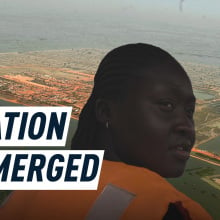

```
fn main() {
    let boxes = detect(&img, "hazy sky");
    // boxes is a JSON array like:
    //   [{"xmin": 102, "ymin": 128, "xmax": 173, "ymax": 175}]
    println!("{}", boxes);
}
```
[
  {"xmin": 1, "ymin": 0, "xmax": 219, "ymax": 18},
  {"xmin": 0, "ymin": 0, "xmax": 219, "ymax": 29}
]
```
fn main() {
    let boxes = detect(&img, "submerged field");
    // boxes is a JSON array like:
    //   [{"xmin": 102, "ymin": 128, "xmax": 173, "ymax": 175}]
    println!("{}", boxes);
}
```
[{"xmin": 168, "ymin": 157, "xmax": 220, "ymax": 219}]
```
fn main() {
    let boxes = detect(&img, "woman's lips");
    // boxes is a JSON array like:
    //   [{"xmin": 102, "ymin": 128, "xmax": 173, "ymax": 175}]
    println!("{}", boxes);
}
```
[{"xmin": 171, "ymin": 146, "xmax": 191, "ymax": 160}]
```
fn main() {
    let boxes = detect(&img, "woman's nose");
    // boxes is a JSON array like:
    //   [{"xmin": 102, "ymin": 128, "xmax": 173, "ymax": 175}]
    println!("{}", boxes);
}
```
[{"xmin": 174, "ymin": 114, "xmax": 195, "ymax": 139}]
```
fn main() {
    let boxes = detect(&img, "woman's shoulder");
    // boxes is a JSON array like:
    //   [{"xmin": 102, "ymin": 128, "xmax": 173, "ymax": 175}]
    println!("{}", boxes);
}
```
[{"xmin": 99, "ymin": 160, "xmax": 212, "ymax": 220}]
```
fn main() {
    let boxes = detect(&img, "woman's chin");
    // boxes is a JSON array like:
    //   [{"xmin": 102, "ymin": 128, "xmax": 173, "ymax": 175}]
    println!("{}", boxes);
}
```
[{"xmin": 160, "ymin": 167, "xmax": 186, "ymax": 178}]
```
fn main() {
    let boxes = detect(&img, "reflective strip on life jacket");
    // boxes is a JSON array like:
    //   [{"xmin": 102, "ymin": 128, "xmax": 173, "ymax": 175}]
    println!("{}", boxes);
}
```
[{"xmin": 86, "ymin": 184, "xmax": 136, "ymax": 220}]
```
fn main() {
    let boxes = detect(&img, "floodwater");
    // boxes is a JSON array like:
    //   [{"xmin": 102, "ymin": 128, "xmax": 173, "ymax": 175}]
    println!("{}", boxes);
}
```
[
  {"xmin": 194, "ymin": 90, "xmax": 215, "ymax": 101},
  {"xmin": 199, "ymin": 136, "xmax": 220, "ymax": 154}
]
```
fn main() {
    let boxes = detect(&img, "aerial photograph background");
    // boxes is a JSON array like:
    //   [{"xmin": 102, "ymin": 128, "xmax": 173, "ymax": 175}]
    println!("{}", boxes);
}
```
[{"xmin": 0, "ymin": 0, "xmax": 219, "ymax": 218}]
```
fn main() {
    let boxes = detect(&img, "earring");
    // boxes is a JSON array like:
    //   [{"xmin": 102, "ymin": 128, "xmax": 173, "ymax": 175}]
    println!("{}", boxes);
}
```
[{"xmin": 106, "ymin": 121, "xmax": 109, "ymax": 129}]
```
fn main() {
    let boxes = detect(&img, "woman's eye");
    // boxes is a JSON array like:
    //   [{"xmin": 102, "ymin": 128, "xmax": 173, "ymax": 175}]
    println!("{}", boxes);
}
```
[{"xmin": 159, "ymin": 102, "xmax": 175, "ymax": 112}]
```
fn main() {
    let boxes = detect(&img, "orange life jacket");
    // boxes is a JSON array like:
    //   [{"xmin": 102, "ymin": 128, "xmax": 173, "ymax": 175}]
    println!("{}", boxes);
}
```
[{"xmin": 0, "ymin": 160, "xmax": 212, "ymax": 220}]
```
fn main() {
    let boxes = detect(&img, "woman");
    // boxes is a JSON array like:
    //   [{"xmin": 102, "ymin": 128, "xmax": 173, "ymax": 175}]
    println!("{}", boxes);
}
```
[
  {"xmin": 72, "ymin": 43, "xmax": 196, "ymax": 178},
  {"xmin": 0, "ymin": 43, "xmax": 212, "ymax": 219}
]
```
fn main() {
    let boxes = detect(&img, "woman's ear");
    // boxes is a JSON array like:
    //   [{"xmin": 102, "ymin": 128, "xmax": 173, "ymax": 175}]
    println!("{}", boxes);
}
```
[{"xmin": 95, "ymin": 98, "xmax": 111, "ymax": 125}]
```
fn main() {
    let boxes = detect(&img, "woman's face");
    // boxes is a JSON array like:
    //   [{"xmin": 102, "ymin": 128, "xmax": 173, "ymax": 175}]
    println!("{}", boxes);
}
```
[{"xmin": 110, "ymin": 64, "xmax": 196, "ymax": 178}]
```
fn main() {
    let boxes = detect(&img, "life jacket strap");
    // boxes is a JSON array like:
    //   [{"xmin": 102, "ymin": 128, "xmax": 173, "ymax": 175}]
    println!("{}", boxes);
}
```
[{"xmin": 86, "ymin": 183, "xmax": 136, "ymax": 220}]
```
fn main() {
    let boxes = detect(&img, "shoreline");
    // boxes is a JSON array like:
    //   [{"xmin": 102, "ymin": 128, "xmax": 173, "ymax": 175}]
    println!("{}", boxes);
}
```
[
  {"xmin": 0, "ymin": 48, "xmax": 107, "ymax": 55},
  {"xmin": 0, "ymin": 48, "xmax": 220, "ymax": 68}
]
